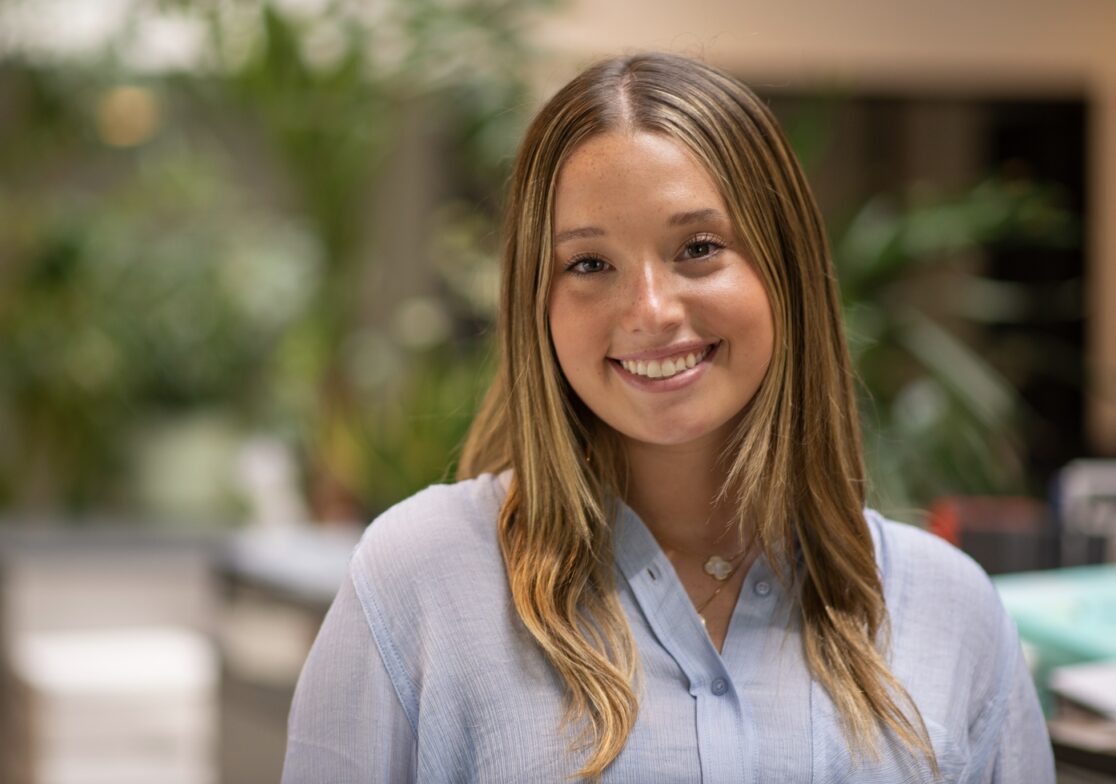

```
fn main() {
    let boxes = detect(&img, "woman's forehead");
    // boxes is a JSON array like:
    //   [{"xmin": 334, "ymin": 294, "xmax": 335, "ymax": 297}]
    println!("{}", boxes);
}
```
[{"xmin": 552, "ymin": 131, "xmax": 728, "ymax": 232}]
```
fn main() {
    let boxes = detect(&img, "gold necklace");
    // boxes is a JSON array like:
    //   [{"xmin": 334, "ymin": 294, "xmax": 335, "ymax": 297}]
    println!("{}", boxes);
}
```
[
  {"xmin": 658, "ymin": 528, "xmax": 750, "ymax": 627},
  {"xmin": 663, "ymin": 537, "xmax": 748, "ymax": 578},
  {"xmin": 694, "ymin": 557, "xmax": 747, "ymax": 627}
]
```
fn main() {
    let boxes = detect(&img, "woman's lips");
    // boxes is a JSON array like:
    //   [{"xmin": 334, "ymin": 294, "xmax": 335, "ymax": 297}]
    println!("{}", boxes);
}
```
[
  {"xmin": 609, "ymin": 341, "xmax": 720, "ymax": 391},
  {"xmin": 615, "ymin": 343, "xmax": 715, "ymax": 380}
]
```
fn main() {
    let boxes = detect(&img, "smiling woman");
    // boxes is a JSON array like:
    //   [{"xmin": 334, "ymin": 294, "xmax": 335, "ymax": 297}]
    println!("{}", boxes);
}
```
[
  {"xmin": 548, "ymin": 131, "xmax": 774, "ymax": 463},
  {"xmin": 282, "ymin": 53, "xmax": 1054, "ymax": 783}
]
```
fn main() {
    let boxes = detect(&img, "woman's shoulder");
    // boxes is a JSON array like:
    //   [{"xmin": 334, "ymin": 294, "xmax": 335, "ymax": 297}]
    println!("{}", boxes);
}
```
[
  {"xmin": 862, "ymin": 507, "xmax": 1015, "ymax": 661},
  {"xmin": 345, "ymin": 473, "xmax": 512, "ymax": 651},
  {"xmin": 864, "ymin": 508, "xmax": 994, "ymax": 597},
  {"xmin": 336, "ymin": 473, "xmax": 518, "ymax": 729},
  {"xmin": 861, "ymin": 513, "xmax": 1047, "ymax": 772},
  {"xmin": 863, "ymin": 508, "xmax": 1011, "ymax": 640},
  {"xmin": 362, "ymin": 471, "xmax": 507, "ymax": 537},
  {"xmin": 353, "ymin": 472, "xmax": 510, "ymax": 573},
  {"xmin": 347, "ymin": 472, "xmax": 510, "ymax": 606}
]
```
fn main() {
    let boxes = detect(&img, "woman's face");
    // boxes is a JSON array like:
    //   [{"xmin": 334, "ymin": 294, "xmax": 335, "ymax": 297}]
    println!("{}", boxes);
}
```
[{"xmin": 547, "ymin": 131, "xmax": 775, "ymax": 453}]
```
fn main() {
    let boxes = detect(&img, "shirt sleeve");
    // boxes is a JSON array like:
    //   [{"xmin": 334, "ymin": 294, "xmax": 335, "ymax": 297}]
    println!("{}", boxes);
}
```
[
  {"xmin": 281, "ymin": 572, "xmax": 416, "ymax": 783},
  {"xmin": 983, "ymin": 639, "xmax": 1055, "ymax": 784}
]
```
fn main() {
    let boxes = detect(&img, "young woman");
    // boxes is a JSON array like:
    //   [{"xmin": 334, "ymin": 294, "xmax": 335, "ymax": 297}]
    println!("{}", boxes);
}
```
[{"xmin": 282, "ymin": 53, "xmax": 1053, "ymax": 783}]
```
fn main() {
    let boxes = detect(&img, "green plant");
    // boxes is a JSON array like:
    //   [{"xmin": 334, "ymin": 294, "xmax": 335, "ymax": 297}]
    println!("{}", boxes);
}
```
[
  {"xmin": 835, "ymin": 179, "xmax": 1079, "ymax": 515},
  {"xmin": 0, "ymin": 0, "xmax": 543, "ymax": 521}
]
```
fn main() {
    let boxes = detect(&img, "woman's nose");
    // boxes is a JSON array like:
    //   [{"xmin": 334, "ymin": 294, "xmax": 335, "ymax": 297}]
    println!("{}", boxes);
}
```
[{"xmin": 621, "ymin": 263, "xmax": 684, "ymax": 335}]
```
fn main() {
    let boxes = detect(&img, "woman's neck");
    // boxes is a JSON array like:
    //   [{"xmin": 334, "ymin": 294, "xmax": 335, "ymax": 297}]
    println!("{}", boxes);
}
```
[{"xmin": 622, "ymin": 432, "xmax": 746, "ymax": 555}]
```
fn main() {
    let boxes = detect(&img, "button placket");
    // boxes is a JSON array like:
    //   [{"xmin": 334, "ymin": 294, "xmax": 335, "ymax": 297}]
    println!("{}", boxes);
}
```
[{"xmin": 614, "ymin": 503, "xmax": 751, "ymax": 783}]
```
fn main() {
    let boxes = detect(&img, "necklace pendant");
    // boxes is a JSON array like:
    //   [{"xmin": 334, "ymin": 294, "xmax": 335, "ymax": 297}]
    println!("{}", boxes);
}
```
[
  {"xmin": 704, "ymin": 555, "xmax": 734, "ymax": 581},
  {"xmin": 698, "ymin": 613, "xmax": 707, "ymax": 628}
]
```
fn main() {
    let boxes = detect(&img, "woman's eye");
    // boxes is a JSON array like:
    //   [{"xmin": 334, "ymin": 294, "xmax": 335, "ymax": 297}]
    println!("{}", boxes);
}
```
[
  {"xmin": 566, "ymin": 256, "xmax": 608, "ymax": 275},
  {"xmin": 682, "ymin": 239, "xmax": 723, "ymax": 260}
]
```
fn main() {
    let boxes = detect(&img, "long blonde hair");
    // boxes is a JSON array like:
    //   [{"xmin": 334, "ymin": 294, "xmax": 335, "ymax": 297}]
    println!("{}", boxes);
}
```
[{"xmin": 458, "ymin": 52, "xmax": 935, "ymax": 778}]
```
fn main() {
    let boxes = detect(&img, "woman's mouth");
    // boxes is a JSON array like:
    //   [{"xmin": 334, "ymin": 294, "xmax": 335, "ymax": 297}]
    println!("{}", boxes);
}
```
[{"xmin": 611, "ymin": 342, "xmax": 719, "ymax": 380}]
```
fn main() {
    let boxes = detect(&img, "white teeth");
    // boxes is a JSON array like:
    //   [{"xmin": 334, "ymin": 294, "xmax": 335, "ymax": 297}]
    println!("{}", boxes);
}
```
[{"xmin": 619, "ymin": 346, "xmax": 711, "ymax": 379}]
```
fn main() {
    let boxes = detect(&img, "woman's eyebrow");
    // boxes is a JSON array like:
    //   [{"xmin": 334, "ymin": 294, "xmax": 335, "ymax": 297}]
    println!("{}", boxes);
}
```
[
  {"xmin": 554, "ymin": 226, "xmax": 606, "ymax": 244},
  {"xmin": 668, "ymin": 208, "xmax": 726, "ymax": 226},
  {"xmin": 553, "ymin": 209, "xmax": 726, "ymax": 245}
]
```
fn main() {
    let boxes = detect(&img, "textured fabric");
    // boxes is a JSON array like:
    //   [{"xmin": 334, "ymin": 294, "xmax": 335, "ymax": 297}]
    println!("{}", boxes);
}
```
[{"xmin": 282, "ymin": 473, "xmax": 1054, "ymax": 783}]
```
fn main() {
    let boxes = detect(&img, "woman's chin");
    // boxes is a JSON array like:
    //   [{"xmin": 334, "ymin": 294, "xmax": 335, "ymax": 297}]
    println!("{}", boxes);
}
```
[{"xmin": 615, "ymin": 419, "xmax": 737, "ymax": 453}]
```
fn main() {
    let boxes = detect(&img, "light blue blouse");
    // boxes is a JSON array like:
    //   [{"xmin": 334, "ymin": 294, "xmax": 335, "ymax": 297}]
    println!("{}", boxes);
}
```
[{"xmin": 282, "ymin": 473, "xmax": 1054, "ymax": 783}]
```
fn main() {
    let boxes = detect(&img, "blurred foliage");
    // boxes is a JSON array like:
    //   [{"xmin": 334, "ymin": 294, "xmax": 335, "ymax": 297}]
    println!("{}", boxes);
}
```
[
  {"xmin": 834, "ymin": 178, "xmax": 1080, "ymax": 515},
  {"xmin": 0, "ymin": 0, "xmax": 540, "ymax": 521},
  {"xmin": 0, "ymin": 140, "xmax": 320, "ymax": 512},
  {"xmin": 0, "ymin": 0, "xmax": 1082, "ymax": 523}
]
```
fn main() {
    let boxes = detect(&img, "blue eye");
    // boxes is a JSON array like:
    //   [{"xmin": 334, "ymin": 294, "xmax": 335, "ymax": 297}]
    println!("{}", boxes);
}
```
[
  {"xmin": 682, "ymin": 238, "xmax": 723, "ymax": 260},
  {"xmin": 566, "ymin": 256, "xmax": 608, "ymax": 275}
]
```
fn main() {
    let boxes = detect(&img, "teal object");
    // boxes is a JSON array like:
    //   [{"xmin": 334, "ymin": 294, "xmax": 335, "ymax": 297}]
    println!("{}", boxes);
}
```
[{"xmin": 994, "ymin": 564, "xmax": 1116, "ymax": 713}]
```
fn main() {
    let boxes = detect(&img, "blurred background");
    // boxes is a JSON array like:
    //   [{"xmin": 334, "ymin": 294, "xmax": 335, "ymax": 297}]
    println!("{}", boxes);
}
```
[{"xmin": 0, "ymin": 0, "xmax": 1114, "ymax": 782}]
